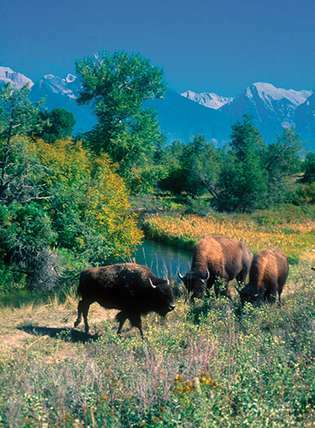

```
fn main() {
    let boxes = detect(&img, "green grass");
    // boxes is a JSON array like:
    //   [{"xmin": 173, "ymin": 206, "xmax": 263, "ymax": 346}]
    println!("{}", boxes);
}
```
[{"xmin": 0, "ymin": 264, "xmax": 314, "ymax": 427}]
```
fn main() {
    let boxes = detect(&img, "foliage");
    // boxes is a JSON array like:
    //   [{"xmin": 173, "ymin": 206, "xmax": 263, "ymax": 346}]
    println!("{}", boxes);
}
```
[
  {"xmin": 33, "ymin": 139, "xmax": 143, "ymax": 263},
  {"xmin": 76, "ymin": 51, "xmax": 166, "ymax": 192},
  {"xmin": 0, "ymin": 84, "xmax": 42, "ymax": 143},
  {"xmin": 38, "ymin": 108, "xmax": 75, "ymax": 143},
  {"xmin": 302, "ymin": 152, "xmax": 315, "ymax": 183},
  {"xmin": 160, "ymin": 136, "xmax": 221, "ymax": 196},
  {"xmin": 160, "ymin": 119, "xmax": 304, "ymax": 213},
  {"xmin": 216, "ymin": 116, "xmax": 268, "ymax": 212},
  {"xmin": 264, "ymin": 128, "xmax": 301, "ymax": 204},
  {"xmin": 0, "ymin": 264, "xmax": 313, "ymax": 426},
  {"xmin": 0, "ymin": 137, "xmax": 142, "ymax": 290}
]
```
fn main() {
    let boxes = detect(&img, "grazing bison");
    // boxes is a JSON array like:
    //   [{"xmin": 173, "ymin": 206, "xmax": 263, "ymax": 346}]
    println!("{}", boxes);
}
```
[
  {"xmin": 239, "ymin": 249, "xmax": 289, "ymax": 306},
  {"xmin": 74, "ymin": 263, "xmax": 175, "ymax": 338},
  {"xmin": 178, "ymin": 236, "xmax": 252, "ymax": 300}
]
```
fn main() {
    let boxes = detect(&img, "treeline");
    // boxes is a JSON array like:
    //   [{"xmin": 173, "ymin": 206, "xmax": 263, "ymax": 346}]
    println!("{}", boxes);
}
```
[
  {"xmin": 0, "ymin": 51, "xmax": 314, "ymax": 291},
  {"xmin": 160, "ymin": 120, "xmax": 314, "ymax": 211}
]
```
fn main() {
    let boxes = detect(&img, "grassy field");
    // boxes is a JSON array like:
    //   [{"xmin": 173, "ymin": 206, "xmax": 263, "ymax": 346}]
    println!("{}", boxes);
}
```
[
  {"xmin": 0, "ymin": 262, "xmax": 314, "ymax": 427},
  {"xmin": 143, "ymin": 205, "xmax": 315, "ymax": 264},
  {"xmin": 0, "ymin": 205, "xmax": 314, "ymax": 427}
]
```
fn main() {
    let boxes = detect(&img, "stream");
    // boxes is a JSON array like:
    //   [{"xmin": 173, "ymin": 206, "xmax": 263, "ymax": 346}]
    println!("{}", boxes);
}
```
[{"xmin": 134, "ymin": 240, "xmax": 192, "ymax": 280}]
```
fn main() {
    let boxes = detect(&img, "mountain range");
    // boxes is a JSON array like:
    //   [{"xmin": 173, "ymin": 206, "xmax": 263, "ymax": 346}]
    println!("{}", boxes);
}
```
[{"xmin": 0, "ymin": 66, "xmax": 314, "ymax": 150}]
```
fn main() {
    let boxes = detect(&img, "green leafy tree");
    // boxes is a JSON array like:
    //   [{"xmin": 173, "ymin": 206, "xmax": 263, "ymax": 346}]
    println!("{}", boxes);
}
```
[
  {"xmin": 0, "ymin": 137, "xmax": 142, "ymax": 290},
  {"xmin": 76, "ymin": 51, "xmax": 165, "ymax": 192},
  {"xmin": 0, "ymin": 136, "xmax": 56, "ymax": 290},
  {"xmin": 264, "ymin": 128, "xmax": 301, "ymax": 203},
  {"xmin": 160, "ymin": 137, "xmax": 221, "ymax": 197},
  {"xmin": 159, "ymin": 140, "xmax": 186, "ymax": 194},
  {"xmin": 216, "ymin": 116, "xmax": 268, "ymax": 212},
  {"xmin": 182, "ymin": 136, "xmax": 221, "ymax": 197},
  {"xmin": 302, "ymin": 152, "xmax": 315, "ymax": 183},
  {"xmin": 38, "ymin": 108, "xmax": 75, "ymax": 143},
  {"xmin": 0, "ymin": 84, "xmax": 42, "ymax": 143}
]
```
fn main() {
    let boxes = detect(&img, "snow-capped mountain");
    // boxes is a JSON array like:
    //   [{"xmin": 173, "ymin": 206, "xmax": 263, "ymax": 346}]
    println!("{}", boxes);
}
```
[
  {"xmin": 0, "ymin": 66, "xmax": 33, "ymax": 89},
  {"xmin": 30, "ymin": 72, "xmax": 95, "ymax": 133},
  {"xmin": 181, "ymin": 90, "xmax": 233, "ymax": 110},
  {"xmin": 35, "ymin": 73, "xmax": 80, "ymax": 99},
  {"xmin": 219, "ymin": 82, "xmax": 313, "ymax": 142},
  {"xmin": 0, "ymin": 66, "xmax": 314, "ymax": 149},
  {"xmin": 295, "ymin": 92, "xmax": 315, "ymax": 150}
]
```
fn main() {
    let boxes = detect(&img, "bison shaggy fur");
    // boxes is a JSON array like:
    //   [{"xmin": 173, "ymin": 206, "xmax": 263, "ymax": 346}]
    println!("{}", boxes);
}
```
[
  {"xmin": 179, "ymin": 236, "xmax": 252, "ymax": 300},
  {"xmin": 74, "ymin": 263, "xmax": 175, "ymax": 338},
  {"xmin": 240, "ymin": 249, "xmax": 289, "ymax": 305}
]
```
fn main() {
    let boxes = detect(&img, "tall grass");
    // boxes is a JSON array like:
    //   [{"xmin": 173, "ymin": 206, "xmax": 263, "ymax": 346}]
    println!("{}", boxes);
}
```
[{"xmin": 0, "ymin": 264, "xmax": 314, "ymax": 427}]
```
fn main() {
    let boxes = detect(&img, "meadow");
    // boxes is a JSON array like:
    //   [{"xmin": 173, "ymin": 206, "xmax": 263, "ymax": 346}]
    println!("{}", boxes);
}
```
[
  {"xmin": 143, "ymin": 205, "xmax": 315, "ymax": 264},
  {"xmin": 0, "ymin": 207, "xmax": 314, "ymax": 427}
]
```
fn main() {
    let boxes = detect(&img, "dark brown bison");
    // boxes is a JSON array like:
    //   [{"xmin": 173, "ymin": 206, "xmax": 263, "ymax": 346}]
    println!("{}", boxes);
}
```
[
  {"xmin": 239, "ymin": 249, "xmax": 289, "ymax": 305},
  {"xmin": 74, "ymin": 263, "xmax": 175, "ymax": 338},
  {"xmin": 178, "ymin": 236, "xmax": 252, "ymax": 300}
]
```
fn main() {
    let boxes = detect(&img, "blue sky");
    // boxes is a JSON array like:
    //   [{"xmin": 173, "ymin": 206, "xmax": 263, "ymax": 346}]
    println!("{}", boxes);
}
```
[{"xmin": 1, "ymin": 0, "xmax": 315, "ymax": 95}]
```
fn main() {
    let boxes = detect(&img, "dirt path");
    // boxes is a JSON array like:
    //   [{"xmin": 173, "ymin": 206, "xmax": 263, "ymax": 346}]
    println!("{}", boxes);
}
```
[{"xmin": 0, "ymin": 299, "xmax": 117, "ymax": 358}]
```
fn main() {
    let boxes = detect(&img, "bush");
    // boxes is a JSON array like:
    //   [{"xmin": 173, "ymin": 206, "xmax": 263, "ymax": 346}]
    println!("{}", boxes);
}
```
[{"xmin": 0, "ymin": 137, "xmax": 142, "ymax": 292}]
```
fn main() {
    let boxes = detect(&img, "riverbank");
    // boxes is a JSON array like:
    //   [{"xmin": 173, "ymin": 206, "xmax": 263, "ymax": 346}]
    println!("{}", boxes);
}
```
[{"xmin": 143, "ymin": 205, "xmax": 315, "ymax": 264}]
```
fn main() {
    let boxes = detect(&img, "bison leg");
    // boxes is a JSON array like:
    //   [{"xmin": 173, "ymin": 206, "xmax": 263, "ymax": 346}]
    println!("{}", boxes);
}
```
[
  {"xmin": 82, "ymin": 300, "xmax": 92, "ymax": 334},
  {"xmin": 74, "ymin": 300, "xmax": 84, "ymax": 328},
  {"xmin": 129, "ymin": 313, "xmax": 144, "ymax": 339},
  {"xmin": 266, "ymin": 282, "xmax": 277, "ymax": 304},
  {"xmin": 278, "ymin": 283, "xmax": 284, "ymax": 307},
  {"xmin": 116, "ymin": 311, "xmax": 128, "ymax": 335},
  {"xmin": 236, "ymin": 269, "xmax": 248, "ymax": 287}
]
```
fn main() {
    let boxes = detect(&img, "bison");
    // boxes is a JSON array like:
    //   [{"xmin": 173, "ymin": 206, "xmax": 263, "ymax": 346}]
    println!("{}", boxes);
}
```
[
  {"xmin": 239, "ymin": 249, "xmax": 289, "ymax": 306},
  {"xmin": 178, "ymin": 236, "xmax": 252, "ymax": 300},
  {"xmin": 74, "ymin": 263, "xmax": 175, "ymax": 338}
]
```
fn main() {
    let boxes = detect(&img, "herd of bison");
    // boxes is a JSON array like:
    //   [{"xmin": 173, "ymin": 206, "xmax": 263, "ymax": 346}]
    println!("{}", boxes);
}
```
[{"xmin": 74, "ymin": 236, "xmax": 289, "ymax": 338}]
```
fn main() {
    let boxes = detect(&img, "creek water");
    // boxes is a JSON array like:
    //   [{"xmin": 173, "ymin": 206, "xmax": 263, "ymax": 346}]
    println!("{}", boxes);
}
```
[{"xmin": 133, "ymin": 240, "xmax": 192, "ymax": 280}]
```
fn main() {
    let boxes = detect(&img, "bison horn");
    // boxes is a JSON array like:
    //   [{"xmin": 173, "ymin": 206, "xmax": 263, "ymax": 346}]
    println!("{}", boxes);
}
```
[
  {"xmin": 177, "ymin": 272, "xmax": 184, "ymax": 280},
  {"xmin": 148, "ymin": 278, "xmax": 157, "ymax": 289},
  {"xmin": 202, "ymin": 270, "xmax": 210, "ymax": 281}
]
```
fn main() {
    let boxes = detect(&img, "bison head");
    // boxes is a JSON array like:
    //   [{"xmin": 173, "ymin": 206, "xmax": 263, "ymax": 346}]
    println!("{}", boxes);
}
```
[
  {"xmin": 178, "ymin": 270, "xmax": 210, "ymax": 300},
  {"xmin": 149, "ymin": 277, "xmax": 176, "ymax": 316},
  {"xmin": 239, "ymin": 284, "xmax": 260, "ymax": 306}
]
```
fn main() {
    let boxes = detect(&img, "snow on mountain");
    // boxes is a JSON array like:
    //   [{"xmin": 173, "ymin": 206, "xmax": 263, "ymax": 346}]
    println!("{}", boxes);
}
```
[
  {"xmin": 295, "ymin": 92, "xmax": 315, "ymax": 150},
  {"xmin": 221, "ymin": 82, "xmax": 313, "ymax": 139},
  {"xmin": 0, "ymin": 66, "xmax": 34, "ymax": 89},
  {"xmin": 1, "ymin": 64, "xmax": 315, "ymax": 149},
  {"xmin": 245, "ymin": 82, "xmax": 312, "ymax": 109},
  {"xmin": 39, "ymin": 73, "xmax": 80, "ymax": 99},
  {"xmin": 181, "ymin": 89, "xmax": 233, "ymax": 109}
]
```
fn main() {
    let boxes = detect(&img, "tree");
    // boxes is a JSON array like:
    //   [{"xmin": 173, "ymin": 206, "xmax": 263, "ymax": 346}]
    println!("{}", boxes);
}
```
[
  {"xmin": 160, "ymin": 137, "xmax": 221, "ymax": 197},
  {"xmin": 38, "ymin": 108, "xmax": 75, "ymax": 143},
  {"xmin": 264, "ymin": 128, "xmax": 301, "ymax": 203},
  {"xmin": 302, "ymin": 152, "xmax": 315, "ymax": 183},
  {"xmin": 76, "ymin": 51, "xmax": 166, "ymax": 192},
  {"xmin": 34, "ymin": 139, "xmax": 142, "ymax": 264},
  {"xmin": 0, "ymin": 137, "xmax": 142, "ymax": 290},
  {"xmin": 216, "ymin": 116, "xmax": 268, "ymax": 212},
  {"xmin": 0, "ymin": 84, "xmax": 42, "ymax": 144},
  {"xmin": 182, "ymin": 136, "xmax": 221, "ymax": 197}
]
